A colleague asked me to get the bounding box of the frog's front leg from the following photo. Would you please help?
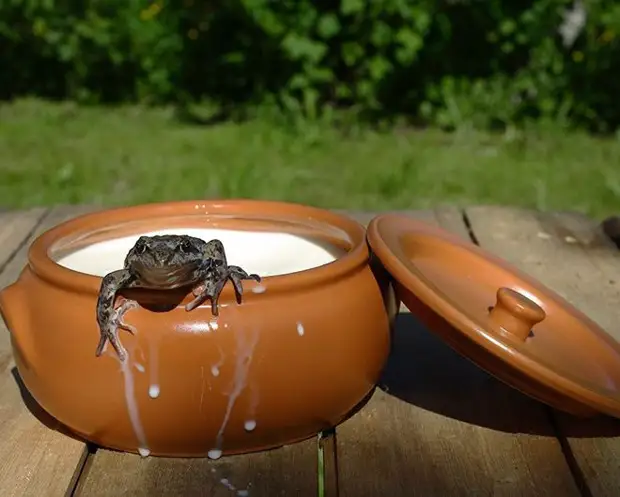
[96,269,139,361]
[185,277,227,314]
[185,264,261,314]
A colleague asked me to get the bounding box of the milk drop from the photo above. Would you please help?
[148,385,160,399]
[208,449,223,460]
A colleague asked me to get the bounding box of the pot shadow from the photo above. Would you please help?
[10,367,90,444]
[378,312,620,438]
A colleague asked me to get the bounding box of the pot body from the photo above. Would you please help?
[0,200,395,457]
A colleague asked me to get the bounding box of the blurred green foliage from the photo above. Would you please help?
[2,0,620,131]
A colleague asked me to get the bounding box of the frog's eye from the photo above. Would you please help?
[180,239,193,253]
[134,238,148,254]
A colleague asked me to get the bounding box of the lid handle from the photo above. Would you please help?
[488,287,546,342]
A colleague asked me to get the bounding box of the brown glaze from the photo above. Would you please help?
[0,200,395,457]
[367,214,620,419]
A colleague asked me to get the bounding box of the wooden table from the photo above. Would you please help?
[1,205,620,497]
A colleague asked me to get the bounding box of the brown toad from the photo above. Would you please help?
[95,235,260,361]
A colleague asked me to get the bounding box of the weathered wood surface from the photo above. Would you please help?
[75,442,321,496]
[0,204,618,496]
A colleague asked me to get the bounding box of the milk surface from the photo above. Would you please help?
[55,228,341,277]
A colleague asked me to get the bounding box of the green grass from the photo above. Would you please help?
[1,98,619,219]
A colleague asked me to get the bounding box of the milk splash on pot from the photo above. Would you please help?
[118,356,150,457]
[207,326,260,460]
[147,338,161,399]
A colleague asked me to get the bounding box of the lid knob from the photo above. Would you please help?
[488,287,546,342]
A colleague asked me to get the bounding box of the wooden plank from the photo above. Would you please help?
[550,211,617,250]
[0,205,100,497]
[464,205,620,497]
[76,442,324,497]
[335,208,580,497]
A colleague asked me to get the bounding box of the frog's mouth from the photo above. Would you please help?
[134,264,201,289]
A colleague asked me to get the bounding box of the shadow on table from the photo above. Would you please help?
[378,312,620,438]
[11,367,89,444]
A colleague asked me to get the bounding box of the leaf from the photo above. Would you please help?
[500,41,514,54]
[395,46,414,65]
[356,79,374,99]
[499,19,517,35]
[32,17,46,37]
[289,73,309,90]
[308,66,334,83]
[58,42,77,62]
[371,21,392,47]
[342,41,364,66]
[316,13,340,39]
[302,87,320,119]
[223,51,245,64]
[341,0,364,16]
[335,83,352,99]
[419,100,433,118]
[282,33,327,63]
[395,28,422,63]
[368,56,392,81]
[252,9,286,36]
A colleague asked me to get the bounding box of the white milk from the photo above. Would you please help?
[55,229,342,277]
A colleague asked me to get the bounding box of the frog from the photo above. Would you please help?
[95,234,261,361]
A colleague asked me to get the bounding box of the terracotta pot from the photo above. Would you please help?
[0,200,397,457]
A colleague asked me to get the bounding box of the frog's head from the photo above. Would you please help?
[124,235,206,288]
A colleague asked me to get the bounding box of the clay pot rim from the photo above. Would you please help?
[28,199,369,297]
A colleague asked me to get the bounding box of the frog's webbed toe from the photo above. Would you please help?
[228,265,261,304]
[185,278,226,314]
[116,299,139,334]
[95,298,139,361]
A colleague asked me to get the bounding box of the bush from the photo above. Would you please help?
[2,0,620,131]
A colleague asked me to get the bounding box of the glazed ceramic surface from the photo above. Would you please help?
[0,200,395,457]
[367,214,620,418]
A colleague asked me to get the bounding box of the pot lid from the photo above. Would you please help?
[367,214,620,418]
